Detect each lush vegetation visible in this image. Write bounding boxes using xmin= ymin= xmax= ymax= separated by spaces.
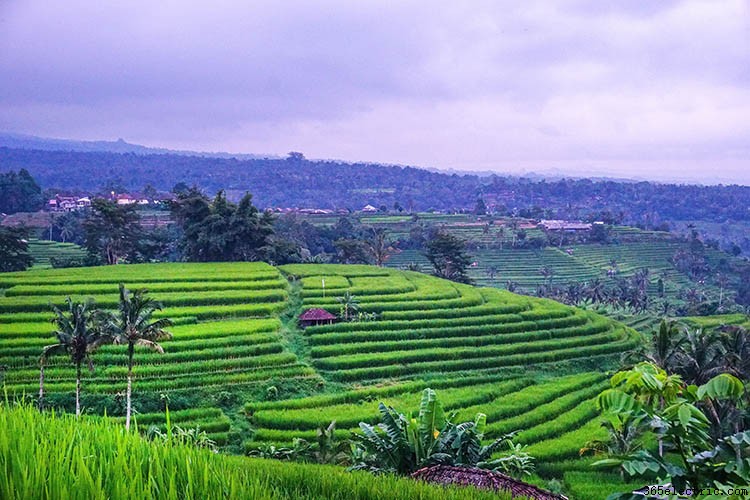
xmin=4 ymin=148 xmax=750 ymax=229
xmin=0 ymin=404 xmax=509 ymax=500
xmin=0 ymin=168 xmax=43 ymax=214
xmin=0 ymin=227 xmax=33 ymax=272
xmin=4 ymin=260 xmax=750 ymax=498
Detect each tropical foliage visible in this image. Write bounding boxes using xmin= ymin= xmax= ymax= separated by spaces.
xmin=42 ymin=298 xmax=111 ymax=416
xmin=101 ymin=284 xmax=172 ymax=430
xmin=0 ymin=227 xmax=33 ymax=272
xmin=591 ymin=362 xmax=748 ymax=496
xmin=0 ymin=404 xmax=507 ymax=500
xmin=350 ymin=389 xmax=533 ymax=477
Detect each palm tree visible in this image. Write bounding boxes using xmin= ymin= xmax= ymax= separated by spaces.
xmin=566 ymin=282 xmax=584 ymax=306
xmin=104 ymin=284 xmax=172 ymax=430
xmin=43 ymin=298 xmax=111 ymax=417
xmin=716 ymin=273 xmax=729 ymax=311
xmin=644 ymin=320 xmax=686 ymax=371
xmin=586 ymin=278 xmax=606 ymax=304
xmin=485 ymin=266 xmax=499 ymax=282
xmin=539 ymin=266 xmax=554 ymax=287
xmin=677 ymin=328 xmax=725 ymax=386
xmin=720 ymin=325 xmax=750 ymax=381
xmin=336 ymin=291 xmax=360 ymax=321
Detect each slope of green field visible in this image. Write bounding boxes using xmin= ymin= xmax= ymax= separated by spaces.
xmin=26 ymin=239 xmax=87 ymax=268
xmin=282 ymin=264 xmax=636 ymax=383
xmin=0 ymin=262 xmax=319 ymax=397
xmin=0 ymin=261 xmax=640 ymax=498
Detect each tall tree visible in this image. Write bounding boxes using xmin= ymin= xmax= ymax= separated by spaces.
xmin=336 ymin=291 xmax=360 ymax=321
xmin=43 ymin=298 xmax=111 ymax=417
xmin=365 ymin=227 xmax=393 ymax=266
xmin=170 ymin=189 xmax=273 ymax=261
xmin=0 ymin=226 xmax=33 ymax=272
xmin=0 ymin=169 xmax=43 ymax=214
xmin=83 ymin=199 xmax=141 ymax=264
xmin=424 ymin=231 xmax=472 ymax=284
xmin=104 ymin=285 xmax=172 ymax=430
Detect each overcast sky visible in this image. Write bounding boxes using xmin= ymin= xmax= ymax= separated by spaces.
xmin=1 ymin=1 xmax=749 ymax=184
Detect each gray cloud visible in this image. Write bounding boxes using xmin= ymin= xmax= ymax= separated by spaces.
xmin=1 ymin=0 xmax=748 ymax=183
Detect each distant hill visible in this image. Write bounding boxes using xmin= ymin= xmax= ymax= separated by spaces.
xmin=0 ymin=132 xmax=276 ymax=160
xmin=1 ymin=143 xmax=750 ymax=225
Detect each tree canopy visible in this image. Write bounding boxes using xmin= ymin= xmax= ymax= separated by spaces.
xmin=424 ymin=231 xmax=473 ymax=284
xmin=170 ymin=188 xmax=274 ymax=262
xmin=0 ymin=169 xmax=43 ymax=214
xmin=0 ymin=226 xmax=33 ymax=272
xmin=83 ymin=199 xmax=141 ymax=265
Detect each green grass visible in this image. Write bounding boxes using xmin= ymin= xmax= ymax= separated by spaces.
xmin=0 ymin=404 xmax=509 ymax=500
xmin=563 ymin=472 xmax=643 ymax=500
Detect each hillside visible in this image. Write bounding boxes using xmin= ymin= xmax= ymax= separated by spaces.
xmin=0 ymin=262 xmax=635 ymax=493
xmin=0 ymin=404 xmax=506 ymax=500
xmin=2 ymin=146 xmax=750 ymax=223
xmin=0 ymin=132 xmax=272 ymax=159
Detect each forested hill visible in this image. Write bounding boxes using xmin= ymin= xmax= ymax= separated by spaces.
xmin=2 ymin=146 xmax=750 ymax=224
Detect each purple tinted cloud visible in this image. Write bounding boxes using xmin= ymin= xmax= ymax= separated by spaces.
xmin=1 ymin=0 xmax=748 ymax=183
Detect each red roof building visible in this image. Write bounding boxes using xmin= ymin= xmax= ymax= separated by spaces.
xmin=298 ymin=308 xmax=337 ymax=327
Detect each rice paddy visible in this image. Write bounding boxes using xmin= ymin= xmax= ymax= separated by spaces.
xmin=0 ymin=261 xmax=642 ymax=498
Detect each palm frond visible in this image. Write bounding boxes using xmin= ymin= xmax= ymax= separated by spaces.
xmin=134 ymin=339 xmax=165 ymax=353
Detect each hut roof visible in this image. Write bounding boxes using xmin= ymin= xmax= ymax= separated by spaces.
xmin=298 ymin=308 xmax=337 ymax=321
xmin=411 ymin=465 xmax=567 ymax=500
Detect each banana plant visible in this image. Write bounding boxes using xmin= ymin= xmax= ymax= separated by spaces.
xmin=593 ymin=365 xmax=747 ymax=496
xmin=350 ymin=388 xmax=530 ymax=476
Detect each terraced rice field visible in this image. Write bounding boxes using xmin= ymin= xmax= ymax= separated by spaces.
xmin=27 ymin=239 xmax=87 ymax=268
xmin=0 ymin=263 xmax=319 ymax=403
xmin=239 ymin=263 xmax=638 ymax=483
xmin=245 ymin=372 xmax=609 ymax=456
xmin=282 ymin=264 xmax=635 ymax=383
xmin=566 ymin=242 xmax=683 ymax=276
xmin=0 ymin=261 xmax=639 ymax=494
xmin=388 ymin=240 xmax=723 ymax=306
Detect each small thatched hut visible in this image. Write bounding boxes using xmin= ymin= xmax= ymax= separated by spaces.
xmin=411 ymin=465 xmax=567 ymax=500
xmin=298 ymin=308 xmax=337 ymax=328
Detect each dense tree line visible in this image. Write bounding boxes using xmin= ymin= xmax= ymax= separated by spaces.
xmin=170 ymin=188 xmax=274 ymax=262
xmin=0 ymin=168 xmax=43 ymax=214
xmin=3 ymin=147 xmax=750 ymax=225
xmin=0 ymin=226 xmax=34 ymax=271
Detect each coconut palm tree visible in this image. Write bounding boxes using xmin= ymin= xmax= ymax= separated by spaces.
xmin=633 ymin=319 xmax=686 ymax=372
xmin=42 ymin=298 xmax=111 ymax=417
xmin=485 ymin=265 xmax=499 ymax=282
xmin=677 ymin=328 xmax=725 ymax=386
xmin=103 ymin=284 xmax=172 ymax=430
xmin=539 ymin=266 xmax=554 ymax=287
xmin=336 ymin=291 xmax=360 ymax=321
xmin=496 ymin=226 xmax=505 ymax=249
xmin=586 ymin=278 xmax=606 ymax=304
xmin=716 ymin=273 xmax=729 ymax=311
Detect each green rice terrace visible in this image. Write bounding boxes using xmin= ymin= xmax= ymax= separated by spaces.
xmin=27 ymin=238 xmax=87 ymax=268
xmin=0 ymin=262 xmax=642 ymax=498
xmin=387 ymin=241 xmax=727 ymax=305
